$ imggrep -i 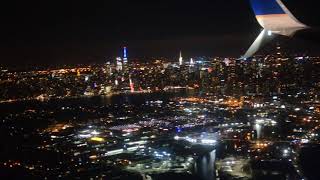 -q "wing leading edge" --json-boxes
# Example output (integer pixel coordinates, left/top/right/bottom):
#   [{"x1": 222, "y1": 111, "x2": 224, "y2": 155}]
[{"x1": 243, "y1": 0, "x2": 308, "y2": 58}]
